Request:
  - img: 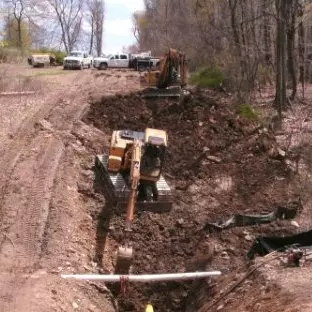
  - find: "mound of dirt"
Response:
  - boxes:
[83,90,298,311]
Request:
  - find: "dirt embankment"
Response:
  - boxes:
[82,89,300,311]
[0,67,141,312]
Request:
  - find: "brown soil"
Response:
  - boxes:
[0,65,140,312]
[82,89,301,311]
[0,63,310,312]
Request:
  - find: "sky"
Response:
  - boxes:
[103,0,144,54]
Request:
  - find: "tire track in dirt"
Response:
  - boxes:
[0,137,64,269]
[0,71,93,311]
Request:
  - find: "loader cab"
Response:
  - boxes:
[140,128,167,181]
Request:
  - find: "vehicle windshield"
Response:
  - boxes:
[69,52,83,57]
[107,54,113,59]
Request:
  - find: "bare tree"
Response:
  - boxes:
[4,0,30,50]
[298,1,305,98]
[135,0,312,114]
[48,0,84,53]
[86,0,104,56]
[275,0,287,119]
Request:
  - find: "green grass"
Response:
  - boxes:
[24,69,71,77]
[238,103,262,121]
[190,66,225,88]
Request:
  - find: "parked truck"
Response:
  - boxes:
[63,51,93,70]
[27,54,51,67]
[93,52,160,71]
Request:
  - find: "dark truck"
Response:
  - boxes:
[93,52,160,71]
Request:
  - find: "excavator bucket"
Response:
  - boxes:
[95,154,173,212]
[115,246,133,274]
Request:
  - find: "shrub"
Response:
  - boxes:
[0,47,24,63]
[52,50,67,65]
[238,103,262,121]
[190,66,225,88]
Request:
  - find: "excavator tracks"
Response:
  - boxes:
[95,154,173,212]
[141,86,183,98]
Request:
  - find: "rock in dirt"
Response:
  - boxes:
[36,119,54,132]
[221,251,230,260]
[290,220,299,228]
[268,146,286,159]
[72,302,79,309]
[244,231,253,241]
[176,218,184,226]
[188,184,200,194]
[77,181,92,195]
[207,155,222,163]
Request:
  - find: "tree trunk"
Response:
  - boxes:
[262,0,272,64]
[89,17,94,55]
[17,18,22,49]
[275,0,287,119]
[298,2,305,99]
[287,0,297,100]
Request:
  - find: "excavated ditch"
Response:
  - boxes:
[81,90,299,311]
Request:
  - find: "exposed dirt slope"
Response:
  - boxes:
[1,63,309,312]
[0,66,140,312]
[83,89,300,311]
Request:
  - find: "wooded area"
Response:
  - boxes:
[133,0,312,116]
[2,0,312,116]
[1,0,105,55]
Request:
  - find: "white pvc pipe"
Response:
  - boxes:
[61,271,221,282]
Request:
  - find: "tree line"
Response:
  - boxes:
[1,0,105,55]
[133,0,312,115]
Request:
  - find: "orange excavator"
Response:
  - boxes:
[140,48,188,98]
[95,128,172,273]
[115,138,141,272]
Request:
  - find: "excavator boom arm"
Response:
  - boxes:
[125,139,141,230]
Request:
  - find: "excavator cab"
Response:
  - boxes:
[140,128,167,181]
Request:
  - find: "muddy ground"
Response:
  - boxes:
[0,64,311,312]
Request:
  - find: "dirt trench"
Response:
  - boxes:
[81,89,301,311]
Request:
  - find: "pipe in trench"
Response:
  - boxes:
[61,271,221,282]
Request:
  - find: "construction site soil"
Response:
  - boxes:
[83,88,301,311]
[0,66,309,312]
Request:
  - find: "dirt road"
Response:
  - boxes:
[0,65,140,312]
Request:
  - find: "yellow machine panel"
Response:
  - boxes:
[145,128,168,146]
[107,155,122,172]
[108,130,138,172]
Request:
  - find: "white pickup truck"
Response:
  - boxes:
[63,51,93,70]
[93,52,160,71]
